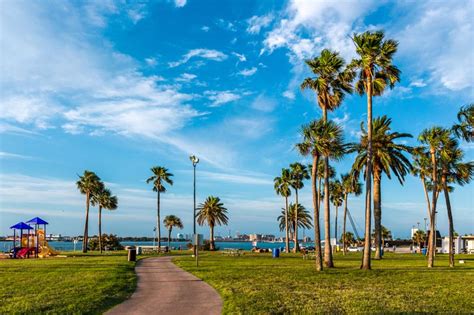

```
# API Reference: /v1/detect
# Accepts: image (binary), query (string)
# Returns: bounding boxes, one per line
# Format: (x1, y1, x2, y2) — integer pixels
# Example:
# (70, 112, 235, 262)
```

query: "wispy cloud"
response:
(238, 67, 258, 76)
(174, 0, 187, 8)
(0, 151, 32, 159)
(168, 49, 227, 68)
(232, 52, 246, 62)
(204, 90, 241, 107)
(247, 14, 273, 34)
(175, 73, 197, 82)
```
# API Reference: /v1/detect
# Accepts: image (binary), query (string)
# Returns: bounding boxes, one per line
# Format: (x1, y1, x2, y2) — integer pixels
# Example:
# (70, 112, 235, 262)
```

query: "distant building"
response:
(410, 228, 419, 238)
(249, 234, 262, 241)
(303, 236, 311, 242)
(177, 233, 185, 241)
(262, 234, 275, 241)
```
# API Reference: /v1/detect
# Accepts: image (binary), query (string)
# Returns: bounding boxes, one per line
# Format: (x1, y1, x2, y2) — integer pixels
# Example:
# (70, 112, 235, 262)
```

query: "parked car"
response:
(348, 246, 363, 252)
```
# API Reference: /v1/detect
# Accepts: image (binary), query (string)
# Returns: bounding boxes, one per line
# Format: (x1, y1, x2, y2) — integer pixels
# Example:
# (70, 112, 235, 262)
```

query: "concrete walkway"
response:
(106, 256, 222, 315)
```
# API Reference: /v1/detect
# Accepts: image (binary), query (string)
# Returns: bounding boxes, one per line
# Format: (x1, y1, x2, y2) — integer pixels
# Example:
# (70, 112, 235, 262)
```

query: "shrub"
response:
(89, 234, 124, 251)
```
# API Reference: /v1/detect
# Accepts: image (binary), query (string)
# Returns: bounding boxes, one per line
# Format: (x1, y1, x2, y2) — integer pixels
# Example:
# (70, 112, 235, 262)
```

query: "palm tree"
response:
(372, 225, 392, 249)
(289, 162, 309, 252)
(419, 127, 450, 267)
(341, 172, 362, 255)
(301, 49, 353, 268)
(350, 116, 412, 259)
(163, 215, 183, 250)
(77, 170, 101, 253)
(412, 230, 426, 253)
(296, 119, 345, 268)
(146, 166, 174, 250)
(278, 203, 313, 235)
(439, 134, 474, 267)
(274, 168, 293, 253)
(340, 232, 356, 247)
(350, 30, 400, 270)
(452, 104, 473, 142)
(412, 147, 434, 224)
(196, 196, 229, 251)
(91, 185, 118, 253)
(330, 179, 343, 245)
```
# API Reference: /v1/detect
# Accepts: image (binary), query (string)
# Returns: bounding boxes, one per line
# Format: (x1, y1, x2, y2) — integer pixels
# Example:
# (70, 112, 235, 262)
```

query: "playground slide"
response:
(38, 241, 59, 258)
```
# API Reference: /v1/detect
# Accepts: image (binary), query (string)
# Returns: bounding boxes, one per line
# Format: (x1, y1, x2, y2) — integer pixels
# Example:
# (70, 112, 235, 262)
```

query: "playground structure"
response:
(9, 217, 58, 258)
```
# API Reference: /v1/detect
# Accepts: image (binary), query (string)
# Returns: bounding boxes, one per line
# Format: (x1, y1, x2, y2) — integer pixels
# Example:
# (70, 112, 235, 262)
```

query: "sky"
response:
(0, 0, 473, 239)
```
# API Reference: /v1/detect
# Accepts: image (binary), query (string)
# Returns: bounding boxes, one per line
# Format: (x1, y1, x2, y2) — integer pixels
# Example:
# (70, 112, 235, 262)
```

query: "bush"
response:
(89, 234, 124, 251)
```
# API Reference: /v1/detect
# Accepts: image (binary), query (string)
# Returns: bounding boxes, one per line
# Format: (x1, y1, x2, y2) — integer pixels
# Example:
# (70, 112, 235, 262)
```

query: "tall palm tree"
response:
(91, 185, 118, 253)
(340, 231, 356, 247)
(330, 179, 343, 244)
(301, 49, 353, 268)
(274, 168, 293, 253)
(419, 127, 450, 268)
(341, 173, 362, 255)
(412, 147, 434, 223)
(163, 215, 183, 250)
(452, 104, 473, 142)
(146, 166, 174, 250)
(350, 30, 400, 270)
(76, 170, 101, 253)
(412, 230, 426, 253)
(289, 162, 310, 252)
(278, 203, 313, 235)
(350, 116, 412, 259)
(439, 134, 474, 267)
(196, 196, 229, 251)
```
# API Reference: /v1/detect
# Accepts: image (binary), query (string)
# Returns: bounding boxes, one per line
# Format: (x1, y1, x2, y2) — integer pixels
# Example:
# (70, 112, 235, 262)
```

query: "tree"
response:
(329, 179, 343, 245)
(412, 230, 426, 253)
(350, 116, 412, 259)
(439, 134, 474, 267)
(146, 166, 174, 250)
(296, 119, 345, 271)
(452, 104, 473, 142)
(301, 49, 353, 268)
(91, 185, 118, 253)
(76, 170, 101, 253)
(289, 162, 310, 252)
(419, 127, 450, 267)
(350, 30, 400, 270)
(412, 147, 434, 227)
(340, 172, 362, 254)
(196, 196, 229, 251)
(274, 168, 293, 253)
(163, 215, 183, 250)
(372, 225, 392, 248)
(278, 203, 313, 235)
(340, 232, 356, 247)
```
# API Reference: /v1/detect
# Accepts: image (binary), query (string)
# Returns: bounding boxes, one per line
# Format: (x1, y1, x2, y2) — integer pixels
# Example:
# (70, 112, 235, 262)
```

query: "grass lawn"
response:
(0, 251, 136, 314)
(174, 252, 474, 314)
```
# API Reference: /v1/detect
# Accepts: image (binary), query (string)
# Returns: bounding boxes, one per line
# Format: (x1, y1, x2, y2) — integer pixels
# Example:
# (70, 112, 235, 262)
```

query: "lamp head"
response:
(189, 155, 199, 165)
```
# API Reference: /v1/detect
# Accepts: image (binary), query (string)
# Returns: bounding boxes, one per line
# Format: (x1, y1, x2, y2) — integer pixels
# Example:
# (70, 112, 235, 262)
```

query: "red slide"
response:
(16, 247, 34, 258)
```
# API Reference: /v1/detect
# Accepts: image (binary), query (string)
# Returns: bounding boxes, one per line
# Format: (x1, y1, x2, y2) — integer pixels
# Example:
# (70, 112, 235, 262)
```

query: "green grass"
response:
(174, 252, 474, 314)
(0, 251, 136, 314)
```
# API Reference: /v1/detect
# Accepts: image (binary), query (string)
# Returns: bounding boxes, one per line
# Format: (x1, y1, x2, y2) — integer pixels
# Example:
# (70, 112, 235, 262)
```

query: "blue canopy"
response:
(26, 217, 49, 225)
(10, 222, 33, 230)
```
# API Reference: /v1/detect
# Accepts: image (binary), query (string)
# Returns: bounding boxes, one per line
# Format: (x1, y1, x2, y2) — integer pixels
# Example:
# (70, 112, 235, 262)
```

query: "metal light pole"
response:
(190, 155, 199, 267)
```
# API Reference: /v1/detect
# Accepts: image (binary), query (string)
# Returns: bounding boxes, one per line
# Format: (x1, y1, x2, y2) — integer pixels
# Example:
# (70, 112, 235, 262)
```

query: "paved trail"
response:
(107, 256, 222, 315)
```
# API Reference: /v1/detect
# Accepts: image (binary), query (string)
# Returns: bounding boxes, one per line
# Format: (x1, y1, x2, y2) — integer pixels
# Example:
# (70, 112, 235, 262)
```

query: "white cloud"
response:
(201, 25, 210, 32)
(168, 49, 228, 68)
(409, 79, 427, 88)
(333, 113, 350, 125)
(0, 152, 32, 159)
(145, 57, 158, 67)
(251, 94, 277, 112)
(175, 73, 197, 82)
(205, 91, 241, 107)
(174, 0, 187, 8)
(232, 52, 247, 62)
(247, 14, 273, 34)
(283, 90, 295, 100)
(196, 170, 272, 185)
(238, 67, 258, 76)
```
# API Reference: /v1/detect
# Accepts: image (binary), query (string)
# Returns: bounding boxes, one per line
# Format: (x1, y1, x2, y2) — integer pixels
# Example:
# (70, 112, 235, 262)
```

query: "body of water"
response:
(0, 240, 313, 252)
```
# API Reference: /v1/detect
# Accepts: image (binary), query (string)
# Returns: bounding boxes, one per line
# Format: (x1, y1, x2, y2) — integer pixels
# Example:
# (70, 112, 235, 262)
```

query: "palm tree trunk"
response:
(318, 177, 322, 210)
(343, 194, 348, 255)
(421, 176, 432, 254)
(82, 192, 90, 253)
(428, 148, 437, 268)
(98, 205, 102, 253)
(285, 196, 290, 253)
(210, 225, 215, 251)
(168, 228, 172, 250)
(324, 156, 334, 267)
(157, 191, 161, 250)
(442, 173, 455, 267)
(334, 205, 338, 251)
(294, 189, 299, 253)
(361, 73, 373, 270)
(312, 155, 323, 271)
(374, 171, 382, 260)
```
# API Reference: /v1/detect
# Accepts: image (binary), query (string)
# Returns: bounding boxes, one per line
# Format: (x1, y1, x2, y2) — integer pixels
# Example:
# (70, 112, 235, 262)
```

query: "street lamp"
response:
(190, 155, 199, 266)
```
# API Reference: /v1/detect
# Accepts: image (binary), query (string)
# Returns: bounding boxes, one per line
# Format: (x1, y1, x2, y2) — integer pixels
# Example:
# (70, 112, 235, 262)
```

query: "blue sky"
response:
(1, 0, 473, 239)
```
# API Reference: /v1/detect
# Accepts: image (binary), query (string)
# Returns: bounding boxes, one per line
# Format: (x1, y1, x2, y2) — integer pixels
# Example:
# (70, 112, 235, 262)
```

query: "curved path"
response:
(107, 256, 222, 315)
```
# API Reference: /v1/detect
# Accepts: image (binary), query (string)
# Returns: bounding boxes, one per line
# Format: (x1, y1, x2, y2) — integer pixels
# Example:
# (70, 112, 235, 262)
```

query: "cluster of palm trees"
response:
(274, 29, 473, 271)
(146, 166, 229, 251)
(77, 170, 118, 253)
